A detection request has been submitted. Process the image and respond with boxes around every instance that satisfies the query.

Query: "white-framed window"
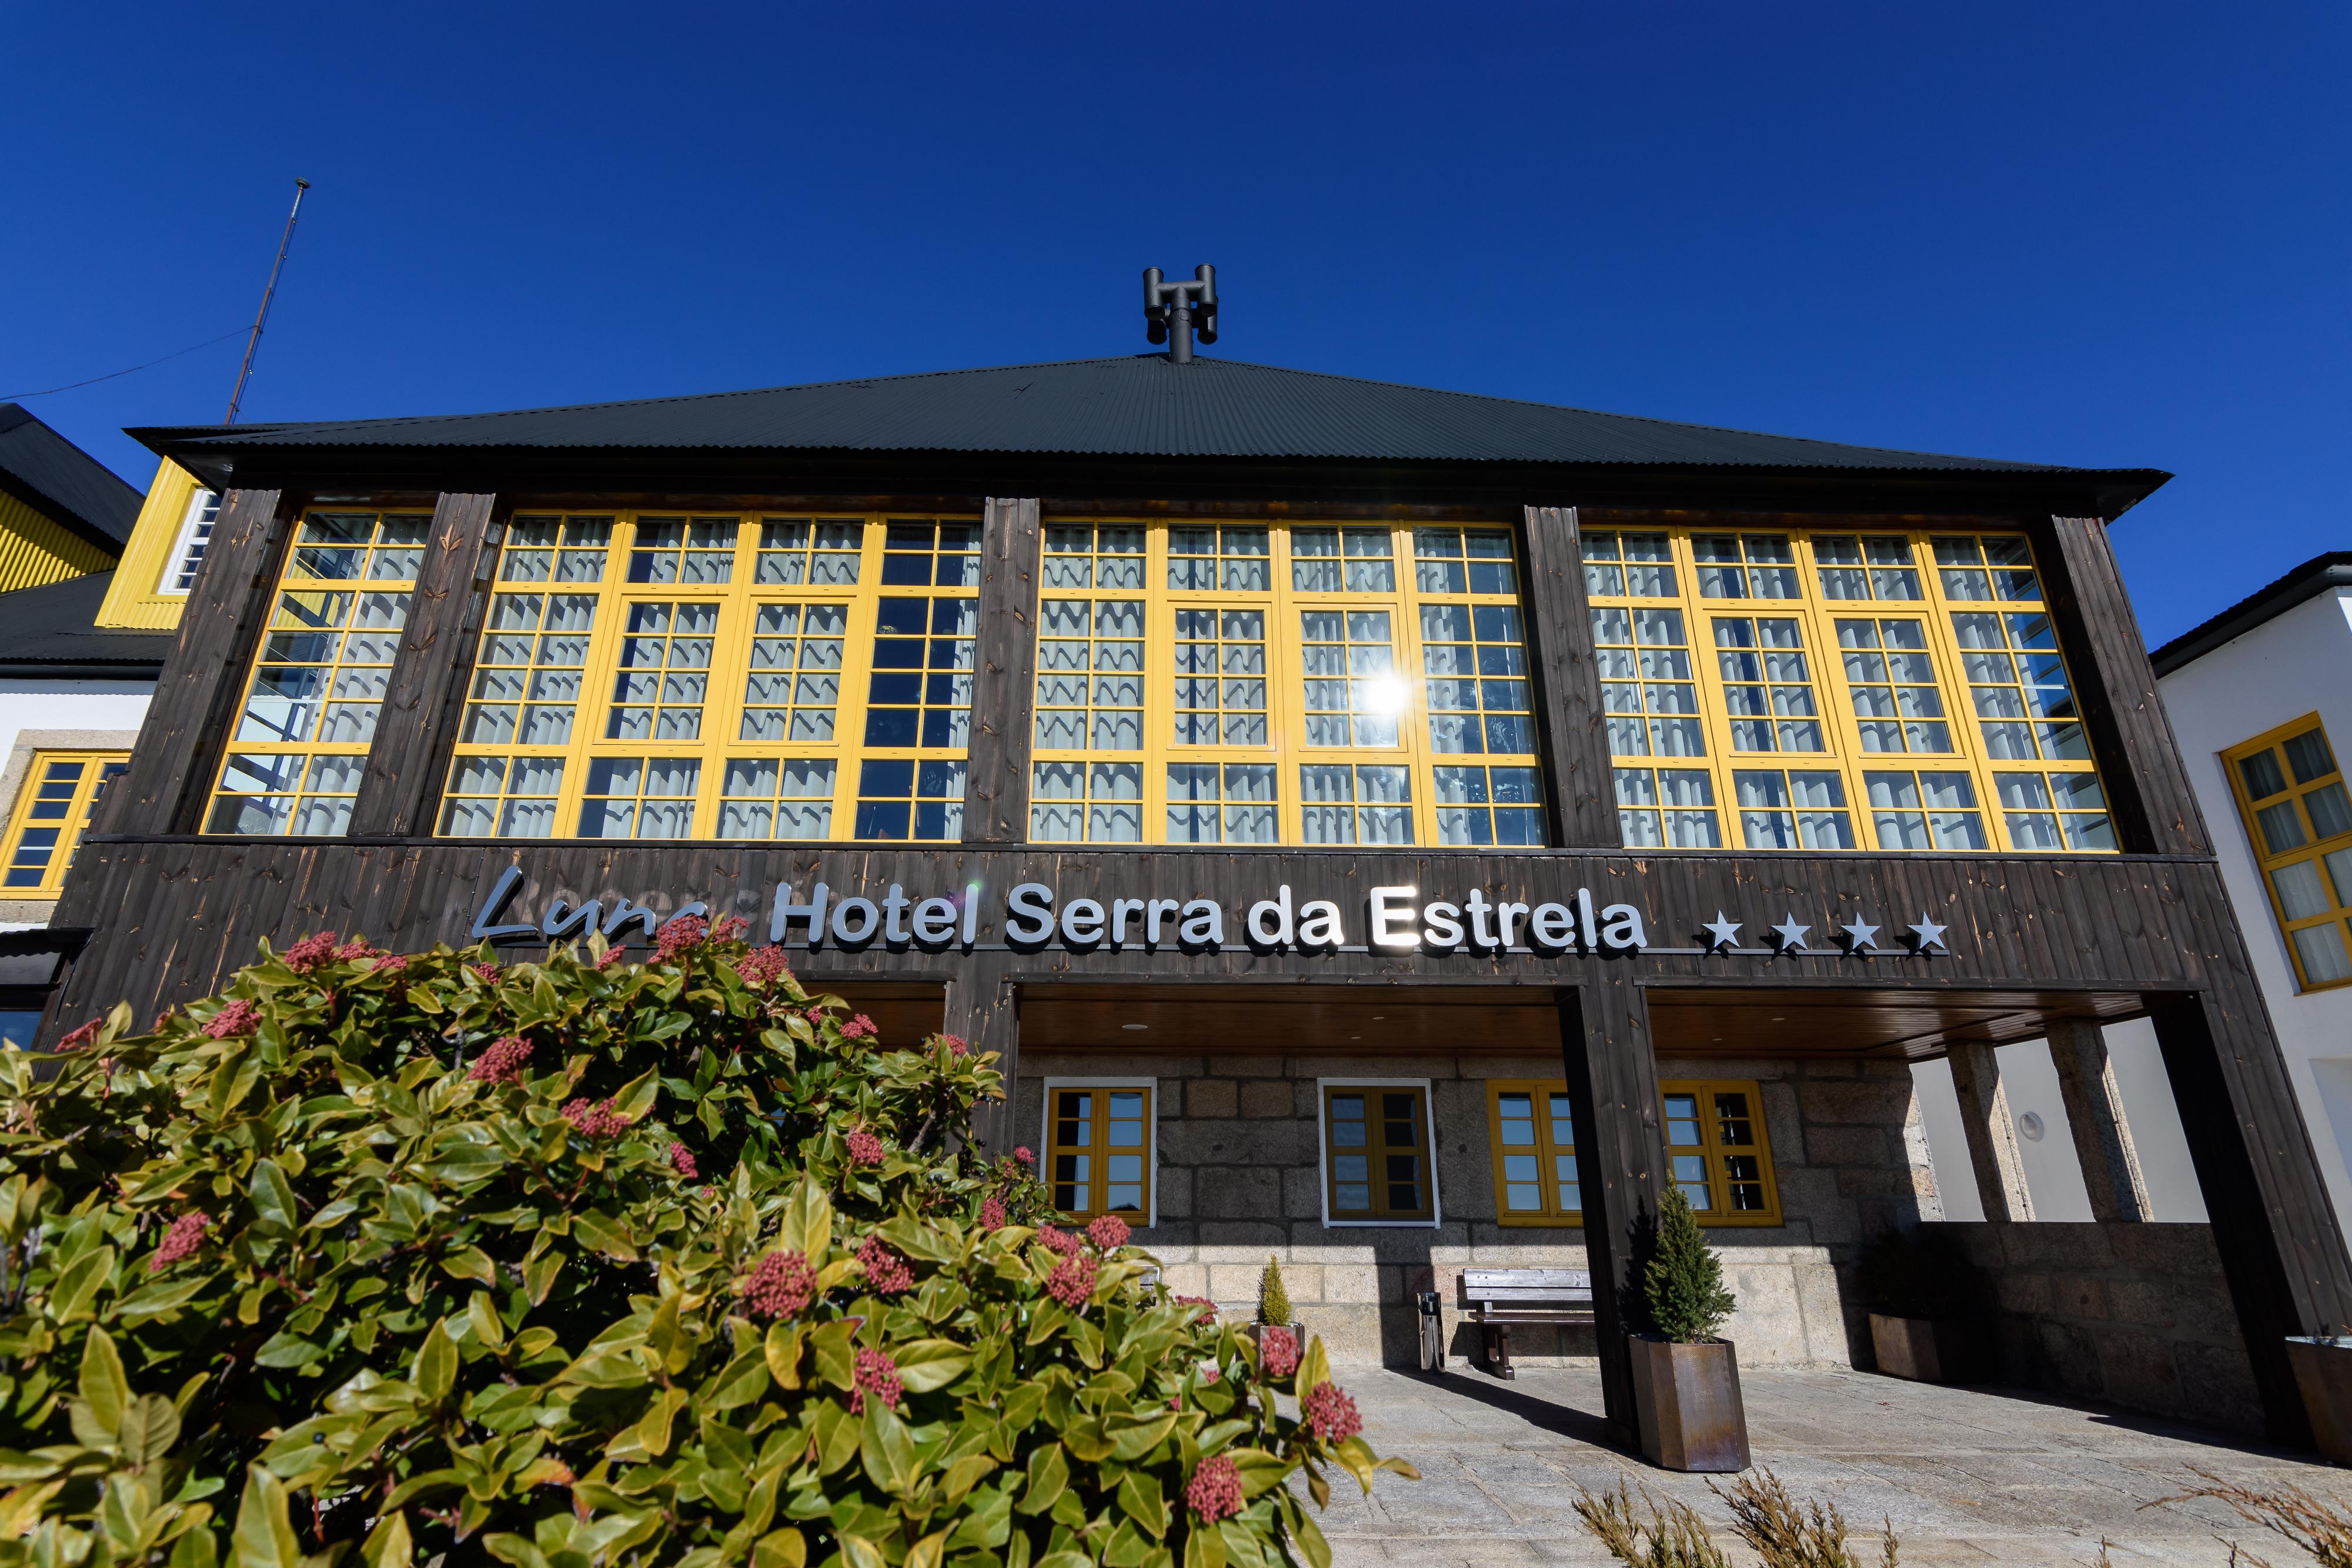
[158,488,223,596]
[1315,1077,1442,1227]
[1038,1078,1159,1227]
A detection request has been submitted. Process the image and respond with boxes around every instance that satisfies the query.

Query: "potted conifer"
[1252,1255,1305,1352]
[1860,1228,1983,1383]
[1627,1187,1750,1472]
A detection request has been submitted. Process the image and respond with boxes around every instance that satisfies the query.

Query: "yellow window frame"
[436,510,980,843]
[1582,524,2114,854]
[1031,519,1545,847]
[2224,713,2352,992]
[1480,1077,1782,1227]
[1484,1079,1582,1224]
[0,751,129,895]
[1041,1081,1155,1223]
[1321,1082,1438,1223]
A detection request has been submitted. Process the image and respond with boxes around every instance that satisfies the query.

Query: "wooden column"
[1556,975,1667,1445]
[963,498,1041,843]
[348,493,500,838]
[88,487,296,840]
[1521,505,1620,847]
[2148,984,2352,1443]
[2034,515,2210,855]
[2047,1018,2152,1223]
[947,955,1019,1158]
[1947,1041,2036,1223]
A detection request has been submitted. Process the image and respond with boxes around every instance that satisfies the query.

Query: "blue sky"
[4,4,2345,644]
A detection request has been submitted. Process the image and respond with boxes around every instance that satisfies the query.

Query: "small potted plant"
[1252,1255,1305,1350]
[1859,1228,1982,1384]
[1627,1187,1749,1472]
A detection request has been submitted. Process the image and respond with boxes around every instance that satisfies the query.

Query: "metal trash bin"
[1416,1289,1445,1371]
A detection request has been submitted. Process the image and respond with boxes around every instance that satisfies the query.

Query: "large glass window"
[208,510,425,835]
[2227,717,2352,991]
[431,511,972,842]
[1588,524,2111,853]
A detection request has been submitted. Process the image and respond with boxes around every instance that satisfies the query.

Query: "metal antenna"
[1142,265,1218,363]
[224,178,312,425]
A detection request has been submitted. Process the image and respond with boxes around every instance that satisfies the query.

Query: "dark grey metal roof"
[131,355,2144,477]
[0,573,173,679]
[0,405,141,553]
[2151,552,2352,677]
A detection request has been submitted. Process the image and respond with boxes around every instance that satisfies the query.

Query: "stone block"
[2105,1277,2173,1330]
[1723,1262,1809,1366]
[2113,1222,2225,1277]
[1805,1125,1890,1168]
[1280,1262,1325,1303]
[1322,1263,1382,1304]
[1240,1080,1294,1119]
[2053,1275,2110,1321]
[1282,1166,1322,1220]
[1304,1303,1389,1365]
[2168,1278,2246,1342]
[1835,1166,1916,1198]
[1156,1168,1194,1220]
[1214,1056,1287,1078]
[1186,1079,1238,1119]
[1157,1262,1208,1296]
[1208,1262,1267,1302]
[1802,1059,1861,1078]
[1195,1223,1287,1256]
[2174,1339,2266,1436]
[1999,1221,2114,1270]
[2035,1319,2103,1396]
[1198,1166,1281,1220]
[1795,1260,1856,1367]
[1996,1272,2054,1316]
[1799,1079,1916,1125]
[2095,1327,2184,1415]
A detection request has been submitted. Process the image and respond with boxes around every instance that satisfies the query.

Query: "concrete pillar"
[2048,1018,2153,1223]
[1947,1041,2035,1223]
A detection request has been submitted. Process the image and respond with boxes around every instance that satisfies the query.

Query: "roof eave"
[2151,555,2352,677]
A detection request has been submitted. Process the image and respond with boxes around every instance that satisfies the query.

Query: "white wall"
[2159,586,2352,1233]
[1909,1024,2208,1222]
[0,681,153,769]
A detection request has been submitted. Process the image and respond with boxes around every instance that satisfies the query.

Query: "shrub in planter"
[1626,1188,1746,1473]
[0,922,1412,1567]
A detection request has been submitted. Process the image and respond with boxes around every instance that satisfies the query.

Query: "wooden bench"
[1459,1268,1596,1380]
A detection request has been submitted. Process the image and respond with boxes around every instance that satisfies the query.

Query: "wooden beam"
[1521,506,1620,847]
[963,499,1041,843]
[1556,976,1667,1446]
[2046,1017,2151,1223]
[348,493,500,838]
[1947,1040,2035,1223]
[83,487,295,842]
[950,955,1020,1158]
[2034,515,2210,855]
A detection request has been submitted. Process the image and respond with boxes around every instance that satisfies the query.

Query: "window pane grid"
[208,510,423,837]
[1324,1085,1434,1221]
[1582,522,2110,854]
[2227,717,2352,992]
[1,753,129,894]
[1484,1078,1778,1226]
[1048,1086,1153,1221]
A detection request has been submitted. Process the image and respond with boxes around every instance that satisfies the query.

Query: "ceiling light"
[1122,1024,1148,1031]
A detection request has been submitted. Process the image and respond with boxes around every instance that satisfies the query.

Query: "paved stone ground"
[1310,1364,2352,1565]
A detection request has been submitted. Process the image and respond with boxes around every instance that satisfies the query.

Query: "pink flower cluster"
[55,1019,100,1051]
[1047,1253,1098,1308]
[593,945,629,971]
[669,1141,698,1180]
[334,939,381,963]
[940,1032,969,1057]
[1303,1382,1362,1442]
[1014,1146,1035,1168]
[1037,1226,1084,1258]
[1174,1294,1220,1326]
[467,1034,532,1085]
[850,1346,902,1414]
[739,1249,817,1319]
[1258,1325,1299,1380]
[203,999,259,1039]
[653,914,709,961]
[844,1129,885,1166]
[713,914,750,941]
[1186,1455,1243,1522]
[978,1196,1007,1230]
[283,931,340,972]
[838,1013,878,1041]
[735,946,791,985]
[367,954,409,980]
[562,1097,630,1139]
[149,1212,209,1273]
[858,1235,914,1295]
[473,962,499,982]
[1087,1213,1131,1251]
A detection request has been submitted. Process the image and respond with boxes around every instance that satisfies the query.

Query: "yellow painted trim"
[0,751,131,895]
[95,460,211,629]
[0,491,116,596]
[1041,1082,1155,1222]
[1480,1076,1783,1227]
[1320,1082,1437,1222]
[2223,712,2352,994]
[1484,1079,1583,1225]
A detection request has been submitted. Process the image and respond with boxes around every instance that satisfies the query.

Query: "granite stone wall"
[1014,1049,1942,1369]
[1929,1219,2263,1435]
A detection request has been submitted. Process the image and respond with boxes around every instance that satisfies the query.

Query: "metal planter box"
[1628,1335,1750,1473]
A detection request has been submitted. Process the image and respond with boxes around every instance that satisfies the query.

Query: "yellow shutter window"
[1322,1085,1435,1222]
[1046,1085,1154,1222]
[2226,716,2352,991]
[2,753,130,895]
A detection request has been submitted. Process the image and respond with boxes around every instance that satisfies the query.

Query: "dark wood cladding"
[1558,978,1663,1442]
[350,493,500,838]
[91,488,296,841]
[963,499,1042,843]
[2037,514,2212,857]
[1521,506,1619,847]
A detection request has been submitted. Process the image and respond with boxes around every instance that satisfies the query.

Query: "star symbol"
[1909,915,1949,954]
[1772,915,1812,952]
[1841,918,1880,954]
[1703,912,1743,951]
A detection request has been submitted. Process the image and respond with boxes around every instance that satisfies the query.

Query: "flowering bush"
[0,923,1408,1568]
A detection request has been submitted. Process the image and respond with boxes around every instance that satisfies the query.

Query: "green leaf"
[523,1247,564,1306]
[1117,1470,1168,1539]
[859,1402,919,1495]
[1291,1507,1332,1568]
[78,1327,128,1437]
[807,1321,856,1390]
[1063,1415,1115,1463]
[232,1466,300,1568]
[779,1179,831,1262]
[706,1349,770,1410]
[360,1510,412,1568]
[750,1527,806,1568]
[49,1244,116,1322]
[763,1322,803,1389]
[467,1291,506,1352]
[836,1536,888,1568]
[118,1394,181,1466]
[572,1208,637,1261]
[1016,1442,1067,1516]
[612,1065,660,1122]
[249,1161,298,1233]
[889,1338,971,1395]
[414,1320,457,1403]
[637,1387,688,1456]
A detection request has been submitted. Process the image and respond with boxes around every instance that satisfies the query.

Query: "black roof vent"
[1143,265,1218,363]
